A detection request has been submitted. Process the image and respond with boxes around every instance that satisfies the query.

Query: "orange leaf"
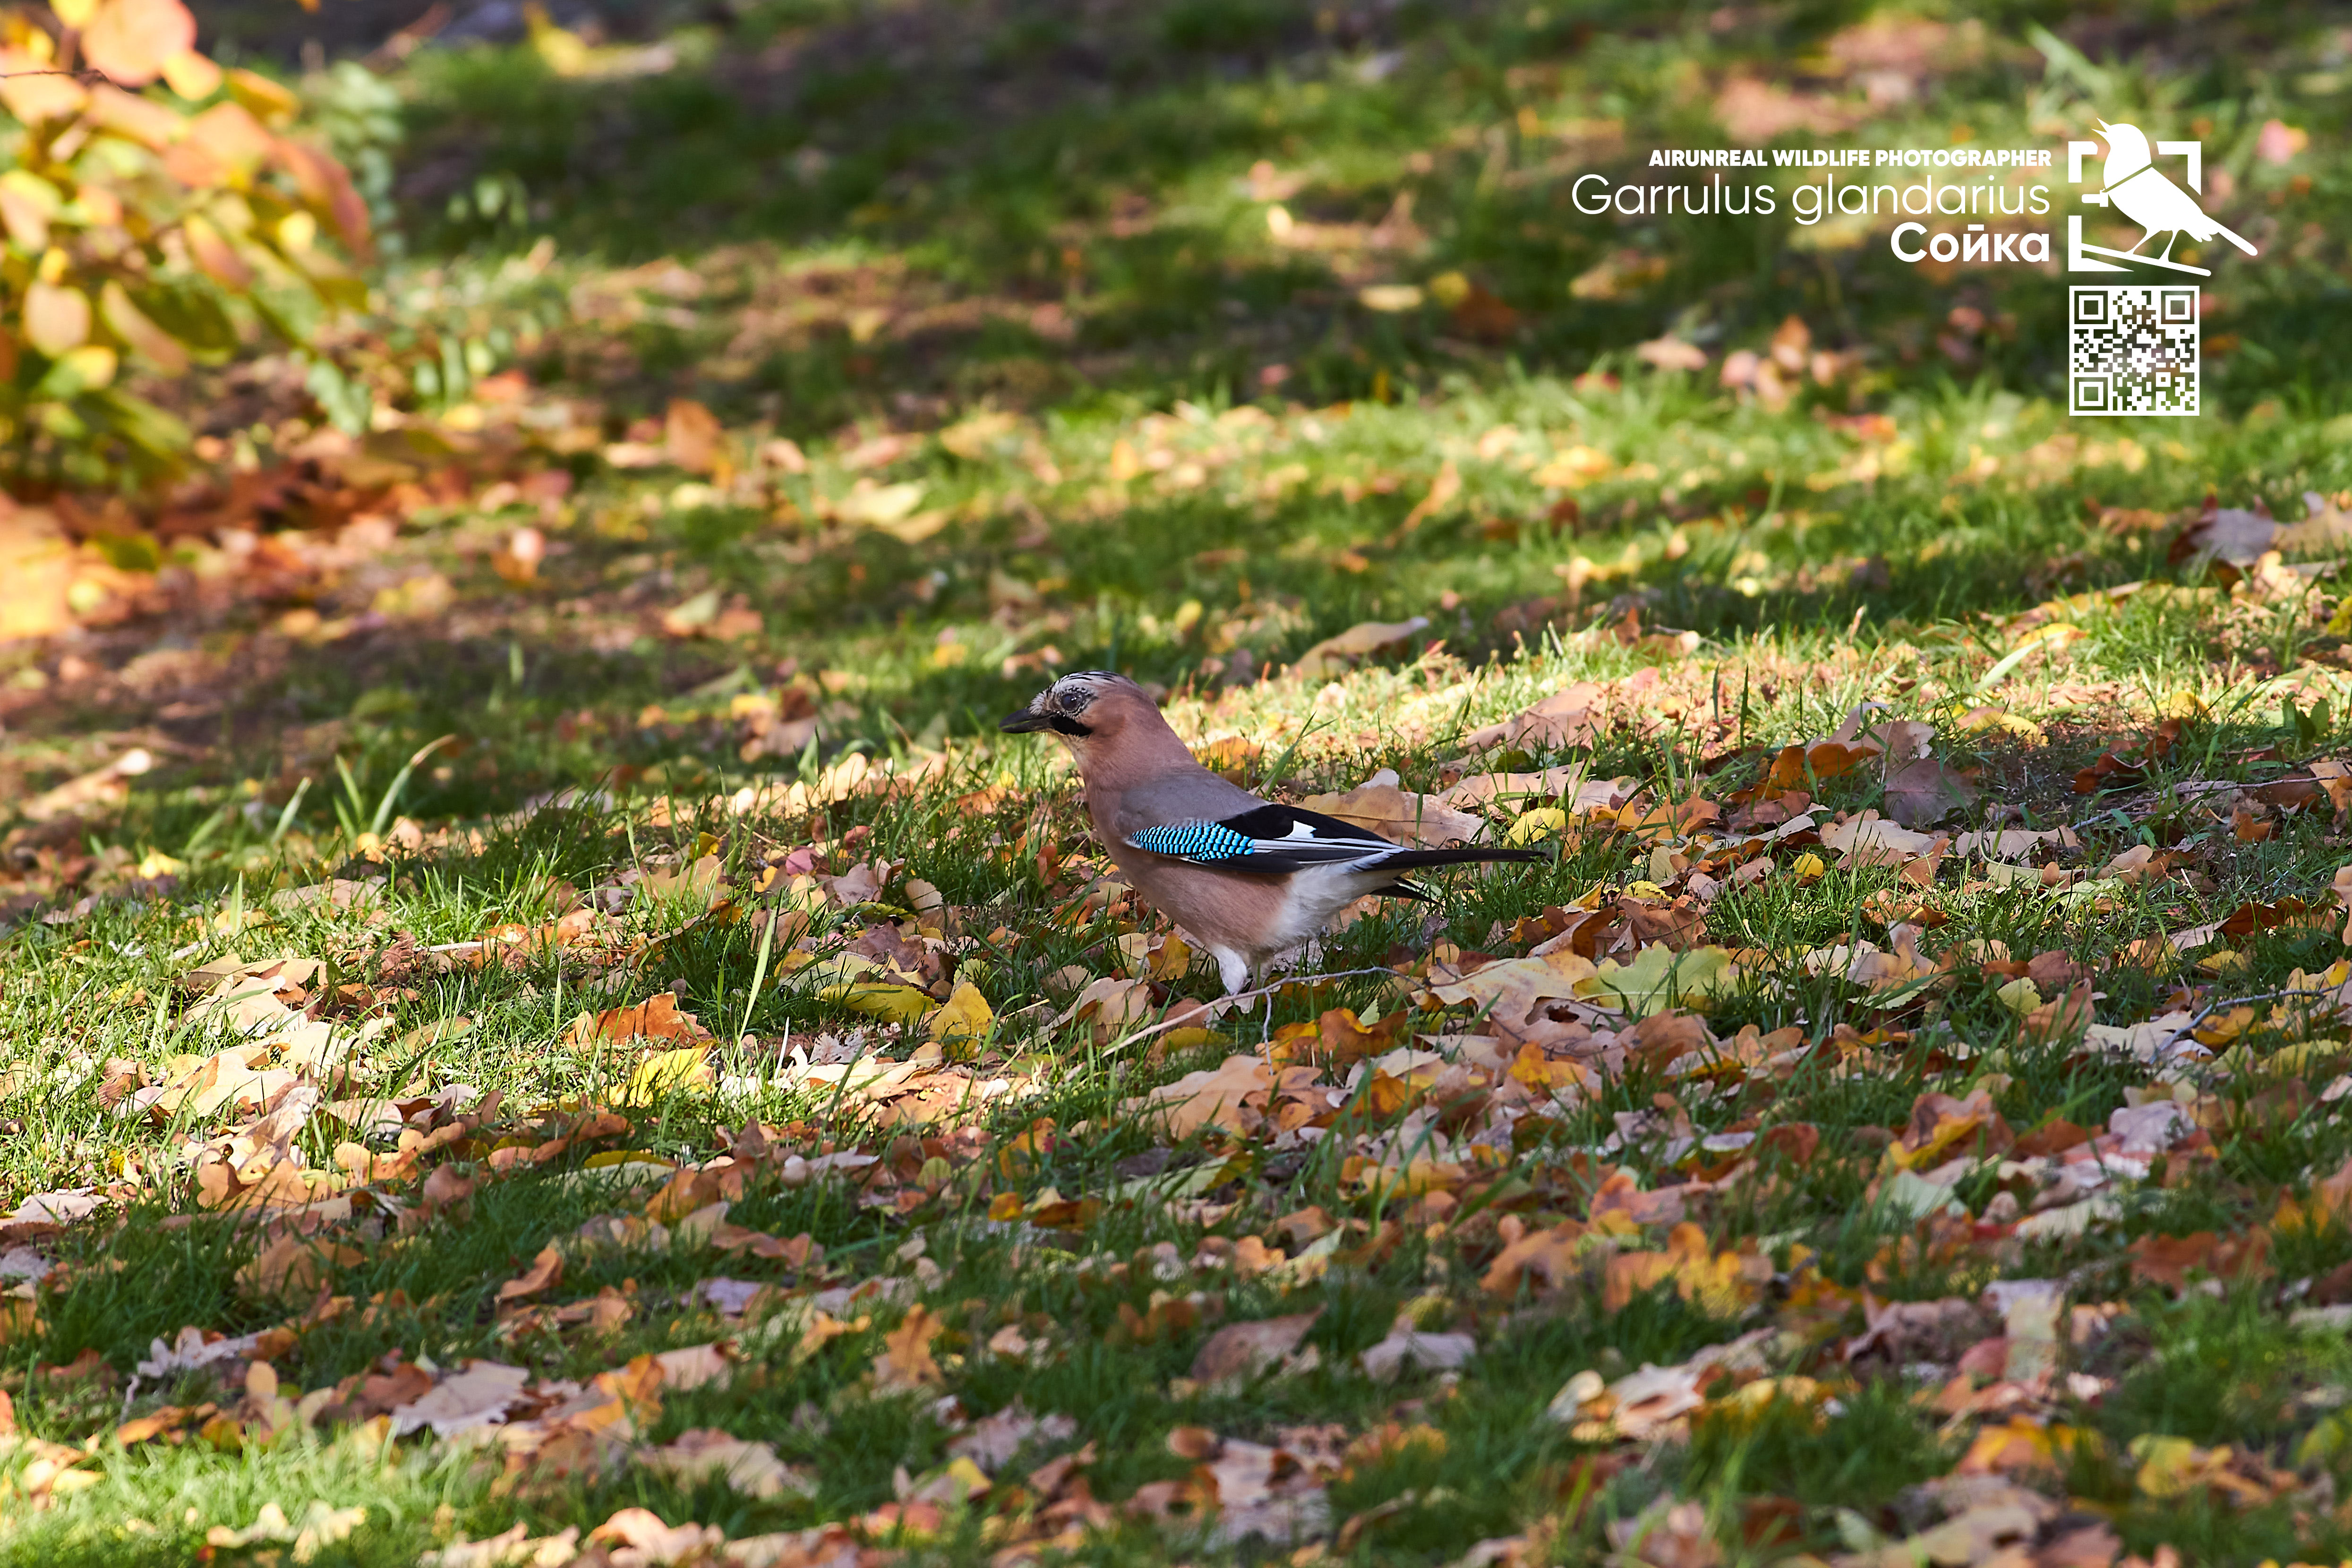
[564,993,712,1047]
[874,1306,943,1391]
[181,214,253,289]
[495,1244,563,1303]
[81,0,197,86]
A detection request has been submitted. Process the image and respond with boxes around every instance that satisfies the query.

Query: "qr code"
[2070,286,2198,416]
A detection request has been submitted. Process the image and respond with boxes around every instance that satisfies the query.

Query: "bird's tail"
[1371,846,1550,872]
[2215,223,2258,256]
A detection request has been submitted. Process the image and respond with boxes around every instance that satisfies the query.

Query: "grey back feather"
[1106,766,1264,837]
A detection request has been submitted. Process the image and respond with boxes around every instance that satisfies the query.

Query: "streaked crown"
[1028,669,1124,718]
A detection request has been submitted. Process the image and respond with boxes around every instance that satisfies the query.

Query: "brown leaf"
[1130,1054,1270,1139]
[1883,756,1981,827]
[1290,617,1431,680]
[874,1305,944,1391]
[237,1233,361,1302]
[388,1360,530,1438]
[589,1508,727,1563]
[495,1244,563,1303]
[420,1164,475,1223]
[2129,1230,2266,1292]
[1296,773,1483,849]
[1395,461,1461,534]
[1481,1221,1588,1297]
[664,398,723,473]
[1458,682,1608,754]
[564,993,712,1048]
[637,1429,807,1499]
[946,1401,1080,1474]
[1755,1122,1820,1166]
[1426,949,1598,1028]
[1188,1311,1320,1387]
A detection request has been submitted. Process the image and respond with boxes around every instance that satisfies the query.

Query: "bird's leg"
[2157,229,2181,262]
[2124,228,2157,256]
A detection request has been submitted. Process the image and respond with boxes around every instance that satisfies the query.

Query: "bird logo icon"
[2070,120,2257,276]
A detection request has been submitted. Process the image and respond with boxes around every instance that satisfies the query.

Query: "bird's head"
[1000,670,1159,765]
[2096,119,2152,169]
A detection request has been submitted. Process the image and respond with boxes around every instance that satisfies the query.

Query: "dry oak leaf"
[1189,1310,1321,1387]
[1056,974,1155,1033]
[237,1232,362,1302]
[1360,1314,1477,1382]
[1297,769,1483,848]
[873,1305,945,1392]
[1130,1054,1271,1139]
[1426,948,1599,1027]
[651,1341,736,1392]
[663,397,723,473]
[204,1501,369,1560]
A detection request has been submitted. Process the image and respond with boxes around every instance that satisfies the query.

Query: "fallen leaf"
[565,994,712,1047]
[1427,948,1599,1026]
[588,1508,728,1564]
[945,1401,1079,1473]
[1189,1311,1320,1387]
[495,1245,563,1304]
[1131,1054,1270,1139]
[389,1361,530,1438]
[925,981,994,1042]
[205,1501,369,1559]
[1298,769,1484,848]
[637,1429,807,1499]
[1291,617,1430,679]
[1577,944,1741,1017]
[874,1305,944,1391]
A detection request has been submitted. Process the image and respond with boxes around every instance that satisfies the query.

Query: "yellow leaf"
[924,980,993,1042]
[1507,806,1567,844]
[82,0,196,86]
[624,1045,712,1105]
[23,280,87,356]
[99,280,188,375]
[822,980,937,1025]
[1993,977,2044,1014]
[160,48,221,100]
[224,67,299,126]
[836,480,925,526]
[1577,944,1740,1017]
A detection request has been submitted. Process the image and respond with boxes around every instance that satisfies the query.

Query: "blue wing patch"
[1129,821,1257,861]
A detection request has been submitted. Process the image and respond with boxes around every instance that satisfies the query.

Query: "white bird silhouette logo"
[2091,119,2257,264]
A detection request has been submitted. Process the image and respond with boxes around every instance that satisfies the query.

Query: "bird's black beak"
[1000,707,1052,734]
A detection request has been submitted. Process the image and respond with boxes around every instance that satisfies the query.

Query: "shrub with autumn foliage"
[0,0,371,488]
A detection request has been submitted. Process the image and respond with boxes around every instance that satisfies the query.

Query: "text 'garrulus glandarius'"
[1001,671,1547,994]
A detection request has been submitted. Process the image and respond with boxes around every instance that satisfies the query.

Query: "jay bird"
[1001,670,1547,994]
